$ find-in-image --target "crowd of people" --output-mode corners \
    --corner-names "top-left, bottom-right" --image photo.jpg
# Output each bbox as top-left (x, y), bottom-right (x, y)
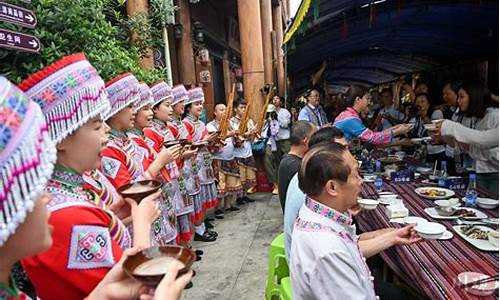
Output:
top-left (291, 78), bottom-right (498, 196)
top-left (0, 49), bottom-right (497, 300)
top-left (275, 78), bottom-right (498, 299)
top-left (0, 53), bottom-right (267, 300)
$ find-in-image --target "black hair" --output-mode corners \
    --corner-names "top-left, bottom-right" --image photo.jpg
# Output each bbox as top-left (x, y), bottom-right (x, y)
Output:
top-left (308, 127), bottom-right (344, 148)
top-left (182, 103), bottom-right (193, 119)
top-left (379, 87), bottom-right (393, 97)
top-left (298, 142), bottom-right (350, 197)
top-left (443, 80), bottom-right (462, 94)
top-left (458, 81), bottom-right (492, 119)
top-left (414, 92), bottom-right (434, 119)
top-left (234, 97), bottom-right (247, 109)
top-left (290, 121), bottom-right (314, 145)
top-left (343, 84), bottom-right (369, 108)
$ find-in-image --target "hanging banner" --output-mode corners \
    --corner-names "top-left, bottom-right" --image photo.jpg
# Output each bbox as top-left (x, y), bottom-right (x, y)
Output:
top-left (0, 28), bottom-right (40, 53)
top-left (0, 2), bottom-right (37, 28)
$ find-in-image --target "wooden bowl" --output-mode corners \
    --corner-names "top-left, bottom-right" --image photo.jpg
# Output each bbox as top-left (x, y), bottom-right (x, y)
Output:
top-left (163, 140), bottom-right (181, 148)
top-left (123, 246), bottom-right (196, 286)
top-left (118, 180), bottom-right (161, 202)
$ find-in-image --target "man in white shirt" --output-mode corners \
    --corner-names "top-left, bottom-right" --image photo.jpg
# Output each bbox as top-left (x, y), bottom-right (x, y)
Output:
top-left (290, 143), bottom-right (420, 300)
top-left (264, 96), bottom-right (291, 194)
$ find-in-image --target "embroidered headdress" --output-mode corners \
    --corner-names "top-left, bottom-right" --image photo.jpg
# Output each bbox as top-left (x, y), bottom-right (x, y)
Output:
top-left (186, 87), bottom-right (205, 106)
top-left (149, 81), bottom-right (173, 107)
top-left (0, 76), bottom-right (57, 246)
top-left (171, 84), bottom-right (188, 106)
top-left (18, 53), bottom-right (110, 144)
top-left (134, 82), bottom-right (154, 112)
top-left (105, 73), bottom-right (140, 119)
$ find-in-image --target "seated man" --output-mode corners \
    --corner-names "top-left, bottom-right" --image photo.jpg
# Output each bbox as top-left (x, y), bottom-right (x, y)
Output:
top-left (290, 142), bottom-right (420, 300)
top-left (277, 121), bottom-right (316, 212)
top-left (283, 126), bottom-right (344, 261)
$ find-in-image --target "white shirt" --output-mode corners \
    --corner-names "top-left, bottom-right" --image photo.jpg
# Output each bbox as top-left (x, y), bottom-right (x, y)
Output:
top-left (275, 107), bottom-right (291, 140)
top-left (290, 197), bottom-right (377, 300)
top-left (206, 120), bottom-right (235, 161)
top-left (229, 117), bottom-right (255, 158)
top-left (468, 107), bottom-right (499, 174)
top-left (441, 119), bottom-right (499, 147)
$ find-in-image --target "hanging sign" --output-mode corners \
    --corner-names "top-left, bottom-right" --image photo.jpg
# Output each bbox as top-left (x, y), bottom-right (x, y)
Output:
top-left (0, 2), bottom-right (37, 28)
top-left (199, 70), bottom-right (211, 83)
top-left (0, 28), bottom-right (40, 53)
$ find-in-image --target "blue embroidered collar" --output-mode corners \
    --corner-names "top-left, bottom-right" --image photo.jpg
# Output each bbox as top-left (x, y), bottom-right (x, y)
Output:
top-left (186, 113), bottom-right (198, 122)
top-left (304, 196), bottom-right (352, 226)
top-left (51, 165), bottom-right (84, 188)
top-left (109, 128), bottom-right (127, 141)
top-left (152, 118), bottom-right (165, 128)
top-left (128, 127), bottom-right (143, 137)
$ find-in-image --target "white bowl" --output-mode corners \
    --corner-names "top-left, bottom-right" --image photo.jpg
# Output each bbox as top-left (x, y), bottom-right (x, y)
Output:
top-left (358, 199), bottom-right (379, 210)
top-left (379, 194), bottom-right (398, 199)
top-left (434, 199), bottom-right (459, 208)
top-left (457, 272), bottom-right (499, 297)
top-left (395, 151), bottom-right (406, 160)
top-left (404, 216), bottom-right (428, 225)
top-left (415, 222), bottom-right (446, 239)
top-left (424, 123), bottom-right (436, 131)
top-left (476, 197), bottom-right (499, 210)
top-left (488, 231), bottom-right (499, 246)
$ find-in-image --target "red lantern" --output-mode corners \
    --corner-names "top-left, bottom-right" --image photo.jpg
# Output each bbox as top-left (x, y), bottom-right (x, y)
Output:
top-left (234, 66), bottom-right (243, 78)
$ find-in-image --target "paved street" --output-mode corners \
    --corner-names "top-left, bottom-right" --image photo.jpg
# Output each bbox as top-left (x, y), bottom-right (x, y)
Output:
top-left (181, 193), bottom-right (282, 300)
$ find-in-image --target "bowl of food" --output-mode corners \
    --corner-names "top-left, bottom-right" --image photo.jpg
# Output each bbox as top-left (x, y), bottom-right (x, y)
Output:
top-left (488, 230), bottom-right (499, 246)
top-left (163, 140), bottom-right (180, 148)
top-left (357, 199), bottom-right (379, 210)
top-left (190, 141), bottom-right (209, 149)
top-left (124, 245), bottom-right (196, 286)
top-left (457, 272), bottom-right (499, 297)
top-left (415, 222), bottom-right (446, 239)
top-left (415, 187), bottom-right (455, 200)
top-left (118, 180), bottom-right (162, 202)
top-left (476, 197), bottom-right (499, 210)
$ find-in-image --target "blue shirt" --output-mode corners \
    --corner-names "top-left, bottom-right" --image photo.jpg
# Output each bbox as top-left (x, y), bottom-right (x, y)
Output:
top-left (298, 104), bottom-right (328, 127)
top-left (284, 173), bottom-right (306, 262)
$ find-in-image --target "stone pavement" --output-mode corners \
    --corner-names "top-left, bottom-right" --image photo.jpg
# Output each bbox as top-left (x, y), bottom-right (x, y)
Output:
top-left (181, 192), bottom-right (283, 300)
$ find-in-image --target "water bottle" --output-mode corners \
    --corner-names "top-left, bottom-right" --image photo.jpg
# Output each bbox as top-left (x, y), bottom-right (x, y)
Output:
top-left (465, 174), bottom-right (477, 207)
top-left (375, 175), bottom-right (384, 192)
top-left (375, 160), bottom-right (382, 174)
top-left (438, 161), bottom-right (447, 187)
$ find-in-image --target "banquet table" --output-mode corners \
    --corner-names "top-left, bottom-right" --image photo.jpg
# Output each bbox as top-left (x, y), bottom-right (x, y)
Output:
top-left (357, 178), bottom-right (499, 300)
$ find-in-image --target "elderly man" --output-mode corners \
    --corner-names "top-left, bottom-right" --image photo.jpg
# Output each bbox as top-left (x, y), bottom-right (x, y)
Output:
top-left (298, 88), bottom-right (329, 127)
top-left (290, 142), bottom-right (420, 300)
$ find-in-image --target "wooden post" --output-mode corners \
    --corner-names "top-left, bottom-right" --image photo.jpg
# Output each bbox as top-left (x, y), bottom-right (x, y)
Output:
top-left (177, 0), bottom-right (196, 84)
top-left (237, 0), bottom-right (265, 122)
top-left (260, 0), bottom-right (274, 85)
top-left (273, 3), bottom-right (285, 97)
top-left (126, 0), bottom-right (154, 69)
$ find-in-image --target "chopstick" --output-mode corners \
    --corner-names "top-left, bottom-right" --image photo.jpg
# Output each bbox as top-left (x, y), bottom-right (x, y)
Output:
top-left (460, 274), bottom-right (499, 289)
top-left (433, 161), bottom-right (438, 176)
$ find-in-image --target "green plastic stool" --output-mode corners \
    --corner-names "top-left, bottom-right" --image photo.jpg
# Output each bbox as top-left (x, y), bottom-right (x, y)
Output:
top-left (279, 277), bottom-right (293, 300)
top-left (265, 233), bottom-right (289, 300)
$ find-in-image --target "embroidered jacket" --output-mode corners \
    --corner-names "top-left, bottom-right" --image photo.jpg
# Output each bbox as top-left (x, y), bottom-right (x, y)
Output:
top-left (100, 129), bottom-right (149, 189)
top-left (183, 115), bottom-right (215, 185)
top-left (21, 166), bottom-right (129, 300)
top-left (334, 107), bottom-right (393, 145)
top-left (290, 197), bottom-right (377, 300)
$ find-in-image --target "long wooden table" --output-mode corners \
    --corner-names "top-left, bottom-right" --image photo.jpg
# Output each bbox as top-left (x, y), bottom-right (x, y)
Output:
top-left (357, 180), bottom-right (498, 300)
